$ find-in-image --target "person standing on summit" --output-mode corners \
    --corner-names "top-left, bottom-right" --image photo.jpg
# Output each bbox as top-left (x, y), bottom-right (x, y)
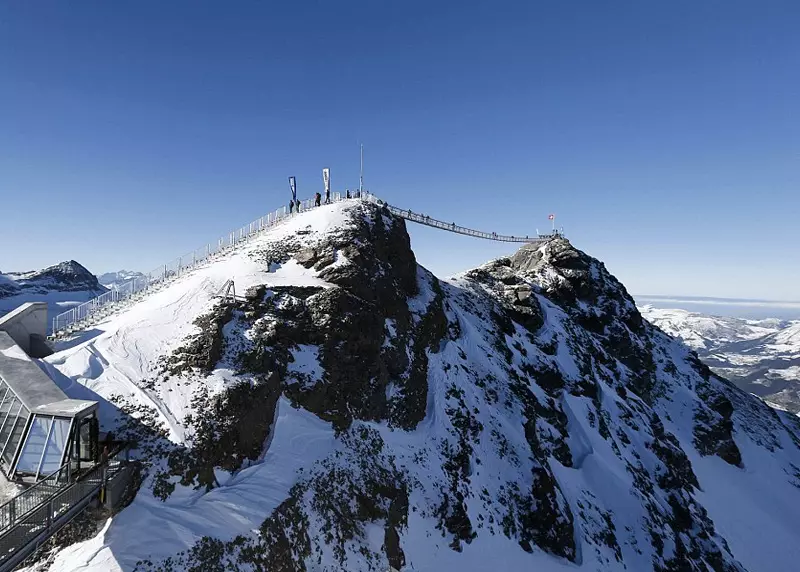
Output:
top-left (315, 192), bottom-right (322, 207)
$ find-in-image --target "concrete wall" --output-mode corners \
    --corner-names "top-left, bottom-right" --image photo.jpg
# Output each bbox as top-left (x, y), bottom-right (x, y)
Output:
top-left (0, 302), bottom-right (48, 357)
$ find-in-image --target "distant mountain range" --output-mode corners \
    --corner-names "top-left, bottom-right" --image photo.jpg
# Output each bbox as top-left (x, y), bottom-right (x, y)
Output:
top-left (97, 270), bottom-right (147, 289)
top-left (640, 305), bottom-right (800, 414)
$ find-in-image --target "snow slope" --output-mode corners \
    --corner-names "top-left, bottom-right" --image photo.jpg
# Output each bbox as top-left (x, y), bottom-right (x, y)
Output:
top-left (30, 201), bottom-right (800, 572)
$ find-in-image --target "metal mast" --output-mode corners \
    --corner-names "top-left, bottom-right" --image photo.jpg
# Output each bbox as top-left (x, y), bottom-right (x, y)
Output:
top-left (359, 143), bottom-right (364, 194)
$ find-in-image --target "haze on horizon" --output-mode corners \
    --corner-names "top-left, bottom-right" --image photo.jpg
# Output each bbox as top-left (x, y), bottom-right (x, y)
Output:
top-left (1, 1), bottom-right (798, 300)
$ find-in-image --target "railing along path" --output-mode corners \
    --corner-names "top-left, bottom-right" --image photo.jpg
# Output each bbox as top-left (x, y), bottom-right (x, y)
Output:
top-left (0, 456), bottom-right (127, 572)
top-left (52, 193), bottom-right (553, 337)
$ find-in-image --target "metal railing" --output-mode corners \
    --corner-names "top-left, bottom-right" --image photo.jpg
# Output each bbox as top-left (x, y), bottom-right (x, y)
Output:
top-left (52, 193), bottom-right (347, 336)
top-left (0, 457), bottom-right (126, 571)
top-left (0, 463), bottom-right (67, 534)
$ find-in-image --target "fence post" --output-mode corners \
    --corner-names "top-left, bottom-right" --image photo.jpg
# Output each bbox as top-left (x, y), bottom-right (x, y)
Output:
top-left (164, 265), bottom-right (167, 280)
top-left (46, 500), bottom-right (53, 529)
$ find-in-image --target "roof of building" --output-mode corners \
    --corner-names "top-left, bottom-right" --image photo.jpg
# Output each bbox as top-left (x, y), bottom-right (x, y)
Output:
top-left (0, 332), bottom-right (96, 418)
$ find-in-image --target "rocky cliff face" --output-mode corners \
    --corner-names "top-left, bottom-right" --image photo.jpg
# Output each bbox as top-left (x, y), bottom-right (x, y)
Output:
top-left (43, 201), bottom-right (800, 572)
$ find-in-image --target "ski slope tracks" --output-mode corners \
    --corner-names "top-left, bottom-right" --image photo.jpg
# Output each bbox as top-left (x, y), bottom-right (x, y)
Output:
top-left (25, 201), bottom-right (800, 572)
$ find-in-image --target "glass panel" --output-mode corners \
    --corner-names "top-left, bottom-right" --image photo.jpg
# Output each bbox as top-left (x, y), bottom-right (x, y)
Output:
top-left (40, 418), bottom-right (71, 476)
top-left (15, 416), bottom-right (52, 474)
top-left (0, 397), bottom-right (19, 455)
top-left (0, 386), bottom-right (10, 412)
top-left (1, 404), bottom-right (27, 465)
top-left (80, 419), bottom-right (92, 461)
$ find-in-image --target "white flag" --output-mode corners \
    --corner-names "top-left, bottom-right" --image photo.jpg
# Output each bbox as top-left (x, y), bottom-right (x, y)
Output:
top-left (322, 168), bottom-right (330, 194)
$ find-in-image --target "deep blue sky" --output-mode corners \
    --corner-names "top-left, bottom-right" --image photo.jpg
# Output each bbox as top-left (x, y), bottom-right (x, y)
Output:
top-left (1, 1), bottom-right (798, 299)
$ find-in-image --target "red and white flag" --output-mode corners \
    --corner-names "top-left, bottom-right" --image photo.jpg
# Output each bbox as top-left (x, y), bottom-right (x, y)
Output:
top-left (548, 214), bottom-right (555, 220)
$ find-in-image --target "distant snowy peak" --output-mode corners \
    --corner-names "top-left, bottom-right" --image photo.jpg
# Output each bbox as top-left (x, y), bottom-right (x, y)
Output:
top-left (98, 270), bottom-right (146, 289)
top-left (0, 260), bottom-right (107, 324)
top-left (1, 260), bottom-right (106, 298)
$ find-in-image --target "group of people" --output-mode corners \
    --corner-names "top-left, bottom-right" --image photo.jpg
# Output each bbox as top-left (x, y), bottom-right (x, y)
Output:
top-left (288, 188), bottom-right (364, 213)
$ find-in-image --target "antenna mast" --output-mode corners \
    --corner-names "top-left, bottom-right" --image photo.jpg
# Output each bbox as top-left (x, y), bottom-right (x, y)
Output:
top-left (359, 143), bottom-right (364, 194)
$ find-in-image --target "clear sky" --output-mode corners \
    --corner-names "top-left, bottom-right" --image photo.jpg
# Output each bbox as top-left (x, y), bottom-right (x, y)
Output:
top-left (1, 1), bottom-right (798, 300)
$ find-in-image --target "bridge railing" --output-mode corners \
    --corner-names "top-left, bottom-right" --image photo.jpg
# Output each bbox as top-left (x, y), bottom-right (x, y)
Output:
top-left (52, 192), bottom-right (346, 337)
top-left (378, 202), bottom-right (538, 244)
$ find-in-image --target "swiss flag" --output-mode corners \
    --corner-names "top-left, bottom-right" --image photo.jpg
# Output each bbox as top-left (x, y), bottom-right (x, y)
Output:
top-left (548, 214), bottom-right (555, 220)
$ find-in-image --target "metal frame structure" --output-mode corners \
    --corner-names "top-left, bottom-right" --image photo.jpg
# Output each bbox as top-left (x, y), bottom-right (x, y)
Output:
top-left (0, 333), bottom-right (98, 482)
top-left (0, 451), bottom-right (128, 572)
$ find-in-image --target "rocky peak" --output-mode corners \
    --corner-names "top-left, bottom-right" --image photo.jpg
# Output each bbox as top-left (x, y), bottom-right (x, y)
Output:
top-left (45, 201), bottom-right (800, 572)
top-left (0, 259), bottom-right (106, 301)
top-left (25, 260), bottom-right (106, 292)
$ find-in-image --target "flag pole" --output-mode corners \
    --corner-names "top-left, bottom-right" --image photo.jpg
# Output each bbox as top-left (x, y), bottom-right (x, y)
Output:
top-left (359, 143), bottom-right (364, 194)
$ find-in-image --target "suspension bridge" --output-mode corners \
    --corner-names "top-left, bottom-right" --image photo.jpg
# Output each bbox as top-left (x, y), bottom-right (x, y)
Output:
top-left (50, 193), bottom-right (561, 338)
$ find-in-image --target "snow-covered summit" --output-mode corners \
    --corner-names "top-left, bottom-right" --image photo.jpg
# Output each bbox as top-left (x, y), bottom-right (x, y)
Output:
top-left (0, 260), bottom-right (107, 322)
top-left (33, 201), bottom-right (800, 572)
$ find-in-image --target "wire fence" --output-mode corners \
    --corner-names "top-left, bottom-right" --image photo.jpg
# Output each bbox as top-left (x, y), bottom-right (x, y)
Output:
top-left (52, 192), bottom-right (348, 336)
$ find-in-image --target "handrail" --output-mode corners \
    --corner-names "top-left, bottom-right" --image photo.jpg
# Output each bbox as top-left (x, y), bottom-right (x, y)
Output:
top-left (380, 203), bottom-right (542, 243)
top-left (51, 192), bottom-right (348, 336)
top-left (0, 451), bottom-right (129, 571)
top-left (0, 462), bottom-right (67, 535)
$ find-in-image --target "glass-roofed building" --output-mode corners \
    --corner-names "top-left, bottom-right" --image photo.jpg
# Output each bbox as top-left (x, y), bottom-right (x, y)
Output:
top-left (0, 331), bottom-right (98, 482)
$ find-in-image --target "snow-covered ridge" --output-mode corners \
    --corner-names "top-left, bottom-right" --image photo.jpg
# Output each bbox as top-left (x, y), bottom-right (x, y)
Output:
top-left (31, 202), bottom-right (800, 572)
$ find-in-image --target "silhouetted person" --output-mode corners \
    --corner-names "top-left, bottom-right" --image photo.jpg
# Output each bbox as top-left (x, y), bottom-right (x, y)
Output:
top-left (325, 189), bottom-right (330, 204)
top-left (315, 192), bottom-right (321, 207)
top-left (289, 200), bottom-right (294, 214)
top-left (346, 189), bottom-right (351, 198)
top-left (295, 199), bottom-right (301, 212)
